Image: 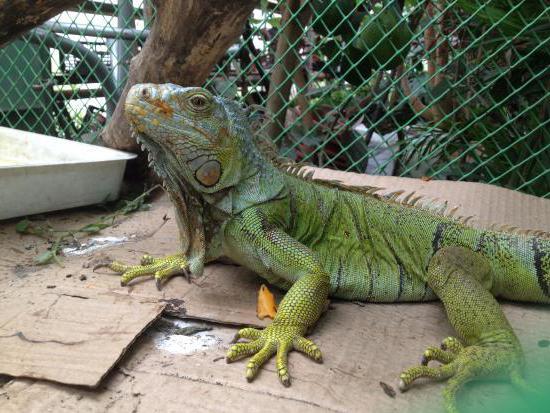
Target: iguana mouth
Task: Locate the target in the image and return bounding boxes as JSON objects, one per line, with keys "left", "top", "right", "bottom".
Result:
{"left": 132, "top": 131, "right": 170, "bottom": 185}
{"left": 132, "top": 131, "right": 156, "bottom": 166}
{"left": 125, "top": 94, "right": 176, "bottom": 175}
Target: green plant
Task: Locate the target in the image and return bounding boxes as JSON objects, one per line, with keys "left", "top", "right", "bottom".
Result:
{"left": 15, "top": 185, "right": 161, "bottom": 265}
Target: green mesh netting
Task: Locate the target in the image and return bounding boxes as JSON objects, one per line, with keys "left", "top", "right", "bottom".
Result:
{"left": 1, "top": 0, "right": 548, "bottom": 197}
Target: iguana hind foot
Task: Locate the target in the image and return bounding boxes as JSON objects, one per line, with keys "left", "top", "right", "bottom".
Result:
{"left": 420, "top": 343, "right": 458, "bottom": 365}
{"left": 109, "top": 253, "right": 190, "bottom": 289}
{"left": 399, "top": 247, "right": 528, "bottom": 413}
{"left": 399, "top": 330, "right": 525, "bottom": 413}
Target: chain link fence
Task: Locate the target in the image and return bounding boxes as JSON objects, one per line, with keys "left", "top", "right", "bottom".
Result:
{"left": 0, "top": 0, "right": 151, "bottom": 143}
{"left": 1, "top": 0, "right": 549, "bottom": 197}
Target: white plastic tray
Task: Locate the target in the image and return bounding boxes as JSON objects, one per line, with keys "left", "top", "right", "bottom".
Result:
{"left": 0, "top": 126, "right": 136, "bottom": 220}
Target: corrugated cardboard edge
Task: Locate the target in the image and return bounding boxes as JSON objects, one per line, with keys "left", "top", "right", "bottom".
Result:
{"left": 92, "top": 302, "right": 165, "bottom": 388}
{"left": 0, "top": 292, "right": 165, "bottom": 387}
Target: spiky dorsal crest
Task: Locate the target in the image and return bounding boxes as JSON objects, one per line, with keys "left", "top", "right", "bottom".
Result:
{"left": 279, "top": 163, "right": 550, "bottom": 239}
{"left": 487, "top": 224, "right": 550, "bottom": 239}
{"left": 280, "top": 163, "right": 467, "bottom": 218}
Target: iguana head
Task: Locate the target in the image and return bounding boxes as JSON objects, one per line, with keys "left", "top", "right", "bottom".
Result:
{"left": 125, "top": 83, "right": 255, "bottom": 194}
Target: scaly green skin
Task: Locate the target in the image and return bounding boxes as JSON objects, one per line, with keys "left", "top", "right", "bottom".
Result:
{"left": 110, "top": 83, "right": 550, "bottom": 412}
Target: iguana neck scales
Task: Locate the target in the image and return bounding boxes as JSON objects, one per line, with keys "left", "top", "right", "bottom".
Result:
{"left": 110, "top": 83, "right": 550, "bottom": 413}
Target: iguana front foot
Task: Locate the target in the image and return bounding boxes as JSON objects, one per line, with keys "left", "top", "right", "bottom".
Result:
{"left": 399, "top": 331, "right": 526, "bottom": 413}
{"left": 226, "top": 324, "right": 322, "bottom": 386}
{"left": 108, "top": 253, "right": 190, "bottom": 289}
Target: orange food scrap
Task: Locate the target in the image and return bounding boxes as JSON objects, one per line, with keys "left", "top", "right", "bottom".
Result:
{"left": 257, "top": 284, "right": 277, "bottom": 320}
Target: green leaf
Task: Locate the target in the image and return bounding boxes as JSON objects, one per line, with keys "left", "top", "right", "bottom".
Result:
{"left": 138, "top": 203, "right": 152, "bottom": 211}
{"left": 456, "top": 0, "right": 524, "bottom": 35}
{"left": 35, "top": 251, "right": 55, "bottom": 265}
{"left": 267, "top": 17, "right": 281, "bottom": 29}
{"left": 15, "top": 219, "right": 31, "bottom": 234}
{"left": 260, "top": 0, "right": 269, "bottom": 12}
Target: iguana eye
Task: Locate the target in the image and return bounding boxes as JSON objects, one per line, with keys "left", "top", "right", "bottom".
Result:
{"left": 189, "top": 95, "right": 208, "bottom": 109}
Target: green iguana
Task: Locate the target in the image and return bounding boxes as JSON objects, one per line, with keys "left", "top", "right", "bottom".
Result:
{"left": 109, "top": 83, "right": 550, "bottom": 413}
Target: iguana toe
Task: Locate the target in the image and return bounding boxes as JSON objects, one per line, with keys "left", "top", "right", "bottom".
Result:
{"left": 421, "top": 345, "right": 456, "bottom": 365}
{"left": 293, "top": 336, "right": 323, "bottom": 362}
{"left": 441, "top": 336, "right": 463, "bottom": 353}
{"left": 140, "top": 254, "right": 155, "bottom": 265}
{"left": 226, "top": 340, "right": 265, "bottom": 362}
{"left": 245, "top": 343, "right": 277, "bottom": 381}
{"left": 399, "top": 331, "right": 526, "bottom": 413}
{"left": 230, "top": 327, "right": 262, "bottom": 343}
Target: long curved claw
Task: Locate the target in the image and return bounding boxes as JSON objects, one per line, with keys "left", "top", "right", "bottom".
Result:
{"left": 226, "top": 323, "right": 322, "bottom": 386}
{"left": 155, "top": 276, "right": 163, "bottom": 291}
{"left": 106, "top": 253, "right": 189, "bottom": 289}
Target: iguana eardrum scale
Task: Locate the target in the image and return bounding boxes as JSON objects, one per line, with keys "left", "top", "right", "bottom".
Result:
{"left": 110, "top": 83, "right": 550, "bottom": 413}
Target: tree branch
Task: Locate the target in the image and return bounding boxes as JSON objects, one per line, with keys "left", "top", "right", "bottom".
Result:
{"left": 0, "top": 0, "right": 84, "bottom": 47}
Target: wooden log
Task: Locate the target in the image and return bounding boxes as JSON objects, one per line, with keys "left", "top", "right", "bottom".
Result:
{"left": 0, "top": 0, "right": 84, "bottom": 47}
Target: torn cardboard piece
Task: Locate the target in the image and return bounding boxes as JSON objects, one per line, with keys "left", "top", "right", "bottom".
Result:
{"left": 0, "top": 291, "right": 164, "bottom": 387}
{"left": 0, "top": 196, "right": 267, "bottom": 388}
{"left": 110, "top": 264, "right": 272, "bottom": 328}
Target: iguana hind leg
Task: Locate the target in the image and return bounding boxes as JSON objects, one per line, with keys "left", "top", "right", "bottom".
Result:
{"left": 399, "top": 247, "right": 528, "bottom": 413}
{"left": 109, "top": 253, "right": 190, "bottom": 289}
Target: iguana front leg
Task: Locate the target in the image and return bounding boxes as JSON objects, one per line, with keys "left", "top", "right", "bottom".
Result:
{"left": 106, "top": 190, "right": 208, "bottom": 289}
{"left": 223, "top": 207, "right": 330, "bottom": 386}
{"left": 399, "top": 247, "right": 530, "bottom": 413}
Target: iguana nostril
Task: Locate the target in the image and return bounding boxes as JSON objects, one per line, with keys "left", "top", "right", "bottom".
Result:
{"left": 141, "top": 87, "right": 150, "bottom": 98}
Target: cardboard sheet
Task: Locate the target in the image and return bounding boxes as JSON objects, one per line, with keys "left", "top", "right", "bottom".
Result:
{"left": 0, "top": 291, "right": 164, "bottom": 387}
{"left": 0, "top": 169, "right": 549, "bottom": 411}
